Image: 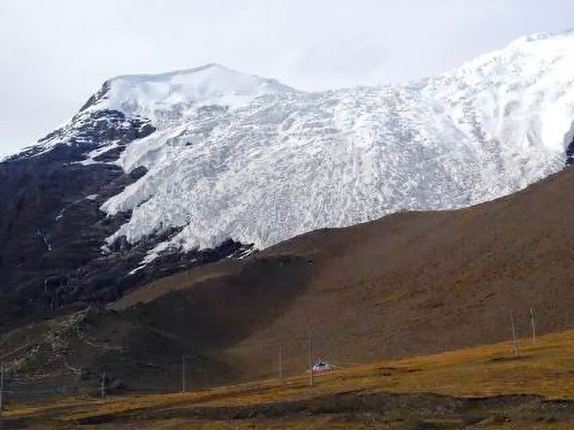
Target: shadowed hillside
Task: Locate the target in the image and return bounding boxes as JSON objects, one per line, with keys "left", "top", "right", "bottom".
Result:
{"left": 8, "top": 162, "right": 571, "bottom": 392}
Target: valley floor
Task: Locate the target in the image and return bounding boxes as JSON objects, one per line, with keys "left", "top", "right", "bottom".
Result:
{"left": 8, "top": 330, "right": 574, "bottom": 429}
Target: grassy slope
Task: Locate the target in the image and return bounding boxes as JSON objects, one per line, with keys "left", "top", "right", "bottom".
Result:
{"left": 9, "top": 329, "right": 574, "bottom": 429}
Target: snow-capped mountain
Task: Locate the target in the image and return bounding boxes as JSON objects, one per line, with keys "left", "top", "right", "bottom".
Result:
{"left": 12, "top": 31, "right": 574, "bottom": 266}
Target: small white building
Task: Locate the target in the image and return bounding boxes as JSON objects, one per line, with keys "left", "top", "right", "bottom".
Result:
{"left": 312, "top": 359, "right": 335, "bottom": 373}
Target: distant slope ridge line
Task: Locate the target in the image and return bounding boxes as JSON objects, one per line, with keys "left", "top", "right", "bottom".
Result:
{"left": 20, "top": 30, "right": 574, "bottom": 263}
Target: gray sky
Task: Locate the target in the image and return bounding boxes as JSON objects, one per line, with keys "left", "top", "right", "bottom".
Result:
{"left": 2, "top": 0, "right": 574, "bottom": 156}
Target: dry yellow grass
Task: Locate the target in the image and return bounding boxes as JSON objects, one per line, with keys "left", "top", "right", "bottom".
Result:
{"left": 7, "top": 329, "right": 574, "bottom": 429}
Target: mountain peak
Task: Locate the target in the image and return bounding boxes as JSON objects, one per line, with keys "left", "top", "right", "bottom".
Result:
{"left": 83, "top": 64, "right": 296, "bottom": 121}
{"left": 108, "top": 63, "right": 273, "bottom": 86}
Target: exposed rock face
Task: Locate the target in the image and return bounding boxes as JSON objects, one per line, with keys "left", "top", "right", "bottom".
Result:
{"left": 0, "top": 110, "right": 251, "bottom": 330}
{"left": 10, "top": 109, "right": 154, "bottom": 161}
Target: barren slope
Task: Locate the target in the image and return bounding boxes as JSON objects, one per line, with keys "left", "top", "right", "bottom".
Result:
{"left": 89, "top": 163, "right": 574, "bottom": 389}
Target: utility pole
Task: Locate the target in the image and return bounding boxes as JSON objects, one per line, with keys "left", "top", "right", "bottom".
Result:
{"left": 530, "top": 307, "right": 537, "bottom": 346}
{"left": 510, "top": 311, "right": 520, "bottom": 357}
{"left": 0, "top": 365, "right": 4, "bottom": 420}
{"left": 100, "top": 370, "right": 106, "bottom": 399}
{"left": 182, "top": 355, "right": 186, "bottom": 393}
{"left": 278, "top": 346, "right": 283, "bottom": 381}
{"left": 308, "top": 327, "right": 314, "bottom": 387}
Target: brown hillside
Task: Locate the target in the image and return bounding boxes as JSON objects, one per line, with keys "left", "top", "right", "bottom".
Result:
{"left": 6, "top": 165, "right": 574, "bottom": 392}
{"left": 84, "top": 164, "right": 574, "bottom": 389}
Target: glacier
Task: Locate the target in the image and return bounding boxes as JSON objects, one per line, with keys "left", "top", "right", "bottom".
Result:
{"left": 22, "top": 31, "right": 574, "bottom": 261}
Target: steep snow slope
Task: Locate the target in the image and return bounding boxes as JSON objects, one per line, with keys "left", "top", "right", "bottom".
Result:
{"left": 22, "top": 32, "right": 574, "bottom": 261}
{"left": 425, "top": 31, "right": 574, "bottom": 173}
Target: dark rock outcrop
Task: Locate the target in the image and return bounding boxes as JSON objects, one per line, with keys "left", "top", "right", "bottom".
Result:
{"left": 0, "top": 110, "right": 251, "bottom": 330}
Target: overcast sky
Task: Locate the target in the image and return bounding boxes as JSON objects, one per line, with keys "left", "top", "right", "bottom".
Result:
{"left": 1, "top": 0, "right": 574, "bottom": 156}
